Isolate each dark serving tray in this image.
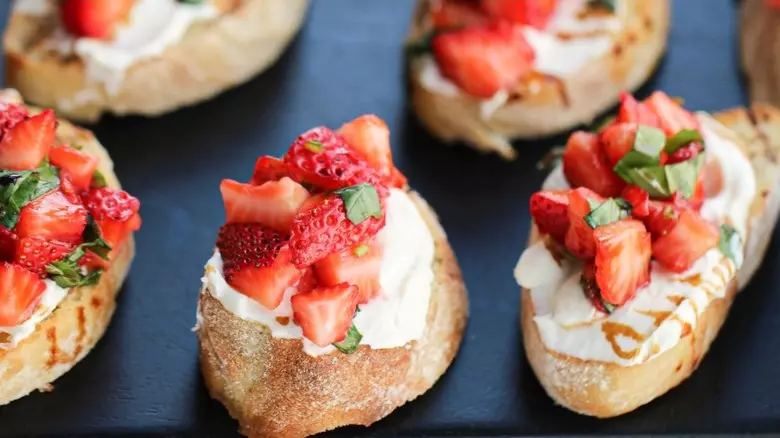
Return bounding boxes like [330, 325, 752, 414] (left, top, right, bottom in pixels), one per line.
[0, 0, 778, 436]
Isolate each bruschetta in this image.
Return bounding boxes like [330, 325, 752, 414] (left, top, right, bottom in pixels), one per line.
[4, 0, 309, 122]
[406, 0, 670, 160]
[514, 91, 780, 417]
[741, 0, 780, 107]
[0, 88, 141, 405]
[194, 115, 469, 437]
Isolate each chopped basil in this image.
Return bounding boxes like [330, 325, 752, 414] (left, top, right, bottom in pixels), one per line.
[0, 162, 60, 229]
[587, 0, 616, 12]
[665, 154, 703, 199]
[617, 165, 670, 198]
[91, 169, 108, 189]
[334, 184, 382, 225]
[304, 140, 324, 153]
[613, 126, 666, 182]
[46, 218, 111, 288]
[584, 198, 632, 229]
[665, 129, 704, 154]
[353, 244, 369, 257]
[333, 324, 362, 354]
[718, 224, 743, 268]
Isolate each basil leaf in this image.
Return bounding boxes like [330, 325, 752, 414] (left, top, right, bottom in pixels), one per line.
[46, 216, 112, 288]
[665, 129, 704, 154]
[334, 184, 382, 225]
[33, 161, 60, 199]
[0, 163, 59, 229]
[91, 169, 108, 189]
[333, 324, 362, 354]
[616, 165, 670, 198]
[406, 31, 437, 60]
[588, 0, 616, 12]
[613, 126, 666, 183]
[665, 154, 704, 199]
[584, 198, 631, 229]
[718, 224, 743, 268]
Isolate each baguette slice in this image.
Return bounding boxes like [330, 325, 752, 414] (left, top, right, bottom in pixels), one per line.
[4, 0, 309, 122]
[196, 191, 468, 438]
[0, 89, 135, 405]
[520, 103, 780, 417]
[407, 0, 669, 160]
[740, 0, 780, 108]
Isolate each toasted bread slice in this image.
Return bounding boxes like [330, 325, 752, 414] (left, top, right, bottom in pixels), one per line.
[407, 0, 669, 160]
[196, 191, 468, 438]
[740, 0, 780, 107]
[0, 89, 135, 405]
[4, 0, 309, 122]
[520, 104, 780, 417]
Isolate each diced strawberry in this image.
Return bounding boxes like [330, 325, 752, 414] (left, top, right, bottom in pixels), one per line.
[16, 190, 87, 244]
[688, 179, 705, 211]
[644, 91, 700, 136]
[297, 267, 317, 293]
[594, 219, 651, 306]
[481, 0, 557, 29]
[220, 177, 310, 233]
[599, 122, 637, 165]
[0, 110, 55, 171]
[0, 228, 16, 261]
[431, 22, 535, 99]
[0, 103, 29, 136]
[49, 144, 99, 192]
[562, 131, 625, 197]
[314, 241, 382, 305]
[564, 187, 604, 260]
[82, 187, 140, 222]
[431, 0, 490, 29]
[289, 194, 386, 268]
[217, 223, 302, 310]
[291, 283, 360, 347]
[621, 185, 650, 217]
[581, 263, 610, 313]
[58, 172, 82, 205]
[15, 236, 74, 277]
[0, 262, 46, 326]
[616, 92, 662, 128]
[83, 213, 140, 269]
[250, 156, 290, 185]
[767, 0, 780, 9]
[666, 141, 704, 164]
[652, 209, 719, 273]
[336, 114, 407, 188]
[60, 0, 135, 39]
[529, 190, 570, 243]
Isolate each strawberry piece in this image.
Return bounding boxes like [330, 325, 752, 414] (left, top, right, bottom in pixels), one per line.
[291, 283, 360, 347]
[83, 213, 140, 269]
[297, 267, 317, 293]
[49, 144, 99, 192]
[58, 172, 82, 205]
[250, 156, 290, 185]
[0, 228, 16, 261]
[652, 209, 719, 273]
[220, 177, 310, 233]
[529, 190, 570, 243]
[616, 92, 662, 128]
[480, 0, 557, 29]
[0, 103, 29, 136]
[767, 0, 780, 9]
[314, 241, 382, 305]
[0, 110, 55, 171]
[432, 0, 490, 29]
[644, 91, 700, 136]
[16, 190, 87, 244]
[0, 262, 46, 326]
[599, 122, 637, 165]
[581, 263, 611, 313]
[290, 194, 385, 268]
[666, 141, 704, 164]
[15, 236, 74, 277]
[562, 131, 625, 197]
[60, 0, 135, 39]
[336, 115, 407, 188]
[431, 22, 535, 99]
[82, 187, 140, 222]
[594, 219, 651, 306]
[621, 185, 650, 217]
[688, 179, 705, 211]
[217, 223, 302, 310]
[644, 200, 680, 238]
[564, 187, 604, 260]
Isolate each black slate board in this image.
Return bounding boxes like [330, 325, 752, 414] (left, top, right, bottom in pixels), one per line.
[0, 0, 779, 436]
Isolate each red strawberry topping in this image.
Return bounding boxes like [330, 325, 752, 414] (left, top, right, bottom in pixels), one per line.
[529, 190, 569, 243]
[480, 0, 558, 29]
[599, 122, 638, 166]
[431, 0, 490, 29]
[564, 187, 604, 261]
[0, 262, 46, 326]
[49, 144, 99, 192]
[617, 92, 661, 128]
[314, 241, 382, 305]
[621, 185, 650, 217]
[644, 91, 700, 136]
[562, 131, 625, 197]
[250, 156, 290, 185]
[16, 190, 87, 244]
[220, 177, 310, 232]
[0, 110, 56, 171]
[0, 103, 29, 135]
[337, 114, 407, 188]
[82, 187, 140, 222]
[60, 0, 135, 39]
[594, 219, 651, 306]
[14, 236, 74, 277]
[652, 209, 719, 273]
[0, 228, 16, 262]
[291, 283, 360, 347]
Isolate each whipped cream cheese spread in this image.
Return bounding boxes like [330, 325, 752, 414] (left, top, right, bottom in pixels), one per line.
[200, 188, 436, 357]
[0, 280, 69, 350]
[515, 114, 756, 366]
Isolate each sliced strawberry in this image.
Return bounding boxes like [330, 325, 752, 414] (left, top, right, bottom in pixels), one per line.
[60, 0, 135, 39]
[0, 110, 55, 171]
[652, 209, 719, 273]
[431, 0, 490, 29]
[16, 190, 87, 244]
[58, 172, 82, 205]
[314, 241, 382, 305]
[431, 22, 535, 99]
[562, 131, 625, 197]
[336, 114, 407, 188]
[0, 262, 46, 326]
[666, 141, 704, 164]
[644, 91, 700, 136]
[82, 187, 140, 222]
[581, 263, 611, 313]
[0, 228, 16, 261]
[564, 187, 604, 260]
[481, 0, 557, 29]
[616, 92, 662, 128]
[289, 194, 385, 268]
[49, 144, 99, 191]
[83, 213, 140, 269]
[644, 200, 680, 238]
[688, 179, 705, 211]
[291, 283, 359, 347]
[621, 185, 650, 217]
[594, 219, 651, 306]
[529, 190, 570, 243]
[599, 122, 637, 165]
[220, 177, 310, 233]
[250, 156, 290, 185]
[0, 103, 29, 136]
[15, 236, 74, 277]
[297, 267, 317, 293]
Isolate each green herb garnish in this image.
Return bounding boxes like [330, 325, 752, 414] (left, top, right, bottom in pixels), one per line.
[91, 169, 108, 189]
[0, 162, 60, 229]
[617, 165, 670, 198]
[584, 198, 632, 229]
[333, 324, 362, 354]
[305, 140, 324, 153]
[353, 244, 369, 257]
[665, 129, 704, 154]
[46, 217, 111, 288]
[718, 224, 743, 268]
[334, 184, 382, 225]
[665, 154, 704, 199]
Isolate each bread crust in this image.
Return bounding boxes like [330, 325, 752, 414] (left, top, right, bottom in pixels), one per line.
[740, 0, 780, 108]
[0, 89, 135, 405]
[196, 192, 469, 438]
[407, 0, 670, 159]
[4, 0, 309, 122]
[520, 104, 780, 417]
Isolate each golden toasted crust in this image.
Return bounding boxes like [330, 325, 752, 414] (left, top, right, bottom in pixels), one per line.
[520, 104, 780, 417]
[408, 0, 670, 159]
[0, 89, 135, 405]
[3, 0, 309, 122]
[196, 192, 469, 438]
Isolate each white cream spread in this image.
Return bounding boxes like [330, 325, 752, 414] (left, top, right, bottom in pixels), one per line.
[0, 280, 68, 350]
[200, 188, 436, 357]
[515, 114, 757, 366]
